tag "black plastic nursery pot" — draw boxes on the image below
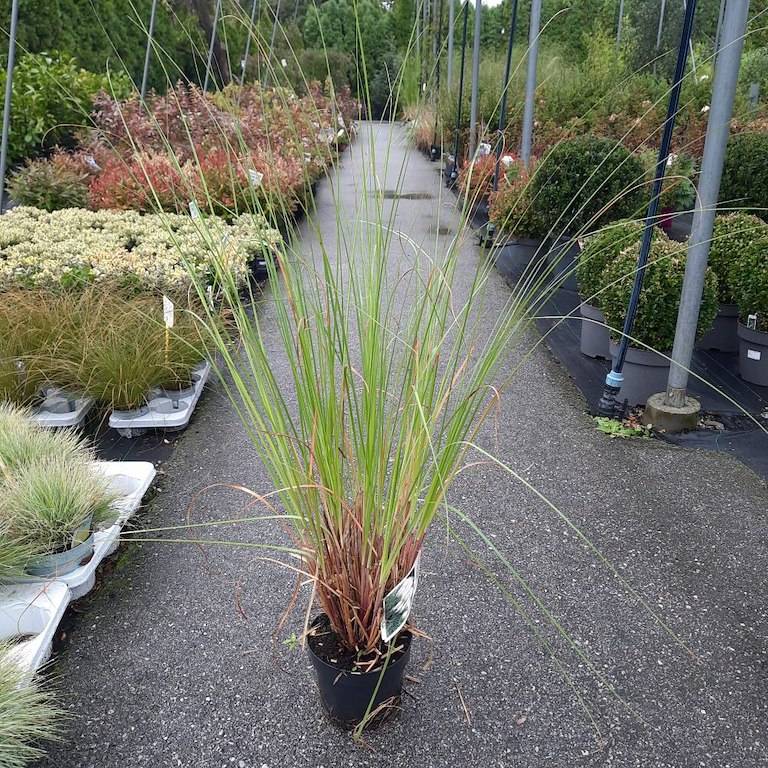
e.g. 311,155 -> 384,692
545,236 -> 580,293
737,322 -> 768,387
306,614 -> 413,730
491,237 -> 547,286
579,303 -> 611,359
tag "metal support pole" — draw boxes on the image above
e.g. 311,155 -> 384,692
493,0 -> 519,192
430,0 -> 445,159
449,2 -> 470,185
203,0 -> 223,91
140,0 -> 159,100
241,0 -> 259,85
714,0 -> 726,63
0,0 -> 20,214
520,0 -> 541,170
269,0 -> 283,64
423,0 -> 429,88
615,0 -> 624,56
664,0 -> 750,407
447,0 -> 454,90
654,0 -> 666,75
467,0 -> 482,160
597,0 -> 697,416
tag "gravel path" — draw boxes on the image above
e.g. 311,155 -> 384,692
37,123 -> 768,768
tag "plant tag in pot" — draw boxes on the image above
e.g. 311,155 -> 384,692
748,314 -> 758,330
189,201 -> 200,219
248,169 -> 263,188
381,552 -> 421,643
163,295 -> 175,329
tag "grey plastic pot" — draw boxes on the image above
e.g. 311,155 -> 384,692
25,528 -> 95,578
609,342 -> 671,407
737,322 -> 768,387
580,303 -> 611,359
696,304 -> 739,353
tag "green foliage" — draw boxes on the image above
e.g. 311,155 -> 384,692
0,0 -> 202,92
709,213 -> 768,303
730,238 -> 768,331
531,136 -> 646,236
600,237 -> 718,350
720,132 -> 768,216
594,416 -> 651,438
8,151 -> 91,211
391,0 -> 415,51
0,51 -> 130,161
0,646 -> 63,766
577,219 -> 648,305
295,48 -> 355,91
638,151 -> 697,210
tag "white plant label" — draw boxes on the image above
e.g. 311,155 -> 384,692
248,169 -> 263,188
206,285 -> 215,312
189,201 -> 200,219
748,313 -> 758,330
381,551 -> 421,643
85,155 -> 102,172
748,349 -> 762,361
163,295 -> 175,329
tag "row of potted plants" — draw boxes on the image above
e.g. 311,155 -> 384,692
576,213 -> 768,403
8,81 -> 358,223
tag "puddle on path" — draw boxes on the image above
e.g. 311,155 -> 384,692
375,191 -> 434,200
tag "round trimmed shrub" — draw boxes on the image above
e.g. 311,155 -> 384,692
720,133 -> 768,216
709,213 -> 768,303
600,238 -> 718,351
730,238 -> 768,332
531,136 -> 646,236
577,219 -> 667,306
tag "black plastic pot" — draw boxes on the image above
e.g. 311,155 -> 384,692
697,303 -> 739,353
737,322 -> 768,387
580,303 -> 610,359
609,341 -> 671,407
545,236 -> 580,293
307,615 -> 412,730
491,237 -> 546,285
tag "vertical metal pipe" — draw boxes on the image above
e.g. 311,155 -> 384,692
241,0 -> 259,85
140,0 -> 159,100
599,0 -> 697,414
654,0 -> 666,74
493,0 -> 519,191
0,0 -> 20,214
269,0 -> 282,62
203,0 -> 223,91
449,2 -> 470,183
467,0 -> 482,160
520,0 -> 541,170
664,0 -> 750,406
615,0 -> 624,56
447,0 -> 454,90
714,0 -> 726,63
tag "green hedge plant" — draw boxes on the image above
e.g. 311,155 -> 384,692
600,238 -> 718,351
720,132 -> 768,217
709,213 -> 768,304
530,136 -> 646,237
730,238 -> 768,332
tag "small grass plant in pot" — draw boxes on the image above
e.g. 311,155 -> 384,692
698,213 -> 768,353
0,644 -> 63,767
730,237 -> 768,385
0,406 -> 115,578
600,237 -> 719,406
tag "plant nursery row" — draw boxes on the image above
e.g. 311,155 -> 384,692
0,407 -> 156,763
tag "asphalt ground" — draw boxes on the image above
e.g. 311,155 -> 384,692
36,123 -> 768,768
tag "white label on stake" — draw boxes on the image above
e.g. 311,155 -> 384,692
206,285 -> 214,312
163,295 -> 175,329
748,349 -> 762,361
189,201 -> 200,219
248,169 -> 263,188
381,552 -> 421,643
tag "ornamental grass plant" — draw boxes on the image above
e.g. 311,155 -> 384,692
0,646 -> 63,768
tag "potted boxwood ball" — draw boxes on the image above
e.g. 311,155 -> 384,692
731,238 -> 768,385
600,239 -> 718,406
697,213 -> 768,353
577,220 -> 666,359
532,136 -> 646,291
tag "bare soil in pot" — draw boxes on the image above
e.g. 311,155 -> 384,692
306,613 -> 413,730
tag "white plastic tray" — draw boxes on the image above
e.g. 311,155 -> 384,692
0,582 -> 71,679
108,361 -> 211,437
28,390 -> 94,428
